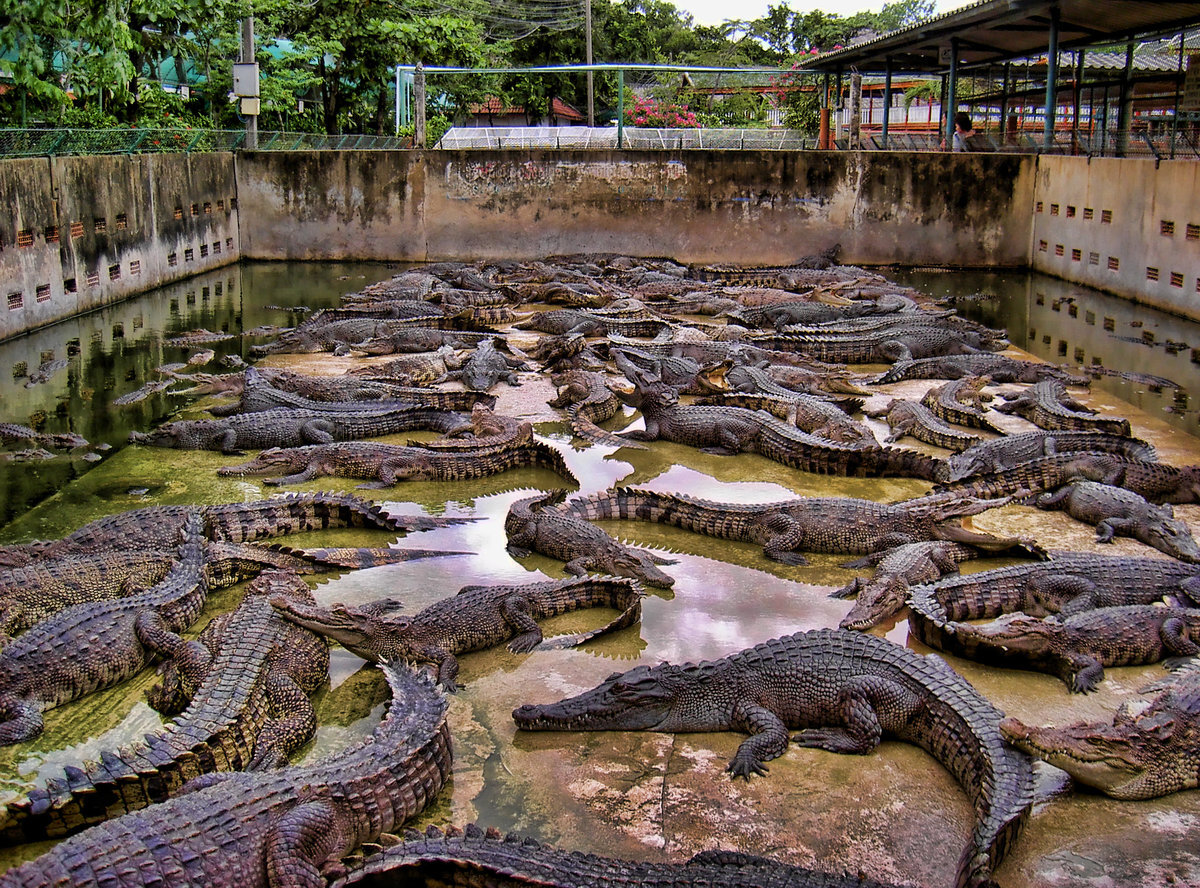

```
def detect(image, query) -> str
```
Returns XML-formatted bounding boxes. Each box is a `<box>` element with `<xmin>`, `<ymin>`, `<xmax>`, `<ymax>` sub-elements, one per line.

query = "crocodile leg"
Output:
<box><xmin>791</xmin><ymin>676</ymin><xmax>917</xmax><ymax>754</ymax></box>
<box><xmin>726</xmin><ymin>703</ymin><xmax>789</xmax><ymax>779</ymax></box>
<box><xmin>299</xmin><ymin>420</ymin><xmax>337</xmax><ymax>445</ymax></box>
<box><xmin>246</xmin><ymin>672</ymin><xmax>320</xmax><ymax>771</ymax></box>
<box><xmin>134</xmin><ymin>611</ymin><xmax>213</xmax><ymax>697</ymax></box>
<box><xmin>264</xmin><ymin>465</ymin><xmax>326</xmax><ymax>486</ymax></box>
<box><xmin>145</xmin><ymin>639</ymin><xmax>213</xmax><ymax>714</ymax></box>
<box><xmin>1029</xmin><ymin>575</ymin><xmax>1100</xmax><ymax>616</ymax></box>
<box><xmin>1065</xmin><ymin>655</ymin><xmax>1106</xmax><ymax>693</ymax></box>
<box><xmin>500</xmin><ymin>595</ymin><xmax>544</xmax><ymax>653</ymax></box>
<box><xmin>265</xmin><ymin>800</ymin><xmax>349</xmax><ymax>888</ymax></box>
<box><xmin>1159</xmin><ymin>617</ymin><xmax>1200</xmax><ymax>658</ymax></box>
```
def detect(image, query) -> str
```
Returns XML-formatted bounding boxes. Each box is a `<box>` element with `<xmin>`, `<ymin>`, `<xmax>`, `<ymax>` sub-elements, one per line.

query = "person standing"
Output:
<box><xmin>953</xmin><ymin>112</ymin><xmax>974</xmax><ymax>151</ymax></box>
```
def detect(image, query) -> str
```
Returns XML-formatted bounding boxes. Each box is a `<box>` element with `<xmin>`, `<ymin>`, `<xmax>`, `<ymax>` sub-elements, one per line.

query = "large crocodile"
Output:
<box><xmin>416</xmin><ymin>404</ymin><xmax>531</xmax><ymax>451</ymax></box>
<box><xmin>872</xmin><ymin>353</ymin><xmax>1091</xmax><ymax>386</ymax></box>
<box><xmin>695</xmin><ymin>391</ymin><xmax>877</xmax><ymax>447</ymax></box>
<box><xmin>0</xmin><ymin>661</ymin><xmax>452</xmax><ymax>888</ymax></box>
<box><xmin>1035</xmin><ymin>480</ymin><xmax>1200</xmax><ymax>562</ymax></box>
<box><xmin>548</xmin><ymin>368</ymin><xmax>646</xmax><ymax>450</ymax></box>
<box><xmin>505</xmin><ymin>490</ymin><xmax>676</xmax><ymax>589</ymax></box>
<box><xmin>614</xmin><ymin>370</ymin><xmax>940</xmax><ymax>479</ymax></box>
<box><xmin>0</xmin><ymin>493</ymin><xmax>465</xmax><ymax>568</ymax></box>
<box><xmin>999</xmin><ymin>661</ymin><xmax>1200</xmax><ymax>800</ymax></box>
<box><xmin>933</xmin><ymin>452</ymin><xmax>1128</xmax><ymax>500</ymax></box>
<box><xmin>0</xmin><ymin>569</ymin><xmax>329</xmax><ymax>844</ymax></box>
<box><xmin>905</xmin><ymin>552</ymin><xmax>1200</xmax><ymax>658</ymax></box>
<box><xmin>272</xmin><ymin>575</ymin><xmax>643</xmax><ymax>692</ymax></box>
<box><xmin>128</xmin><ymin>405</ymin><xmax>472</xmax><ymax>454</ymax></box>
<box><xmin>940</xmin><ymin>430</ymin><xmax>1158</xmax><ymax>483</ymax></box>
<box><xmin>869</xmin><ymin>398</ymin><xmax>983</xmax><ymax>452</ymax></box>
<box><xmin>834</xmin><ymin>541</ymin><xmax>992</xmax><ymax>631</ymax></box>
<box><xmin>512</xmin><ymin>628</ymin><xmax>1033</xmax><ymax>888</ymax></box>
<box><xmin>329</xmin><ymin>823</ymin><xmax>902</xmax><ymax>888</ymax></box>
<box><xmin>940</xmin><ymin>605</ymin><xmax>1200</xmax><ymax>693</ymax></box>
<box><xmin>995</xmin><ymin>379</ymin><xmax>1132</xmax><ymax>435</ymax></box>
<box><xmin>445</xmin><ymin>338</ymin><xmax>527</xmax><ymax>391</ymax></box>
<box><xmin>218</xmin><ymin>439</ymin><xmax>578</xmax><ymax>488</ymax></box>
<box><xmin>208</xmin><ymin>367</ymin><xmax>425</xmax><ymax>417</ymax></box>
<box><xmin>558</xmin><ymin>486</ymin><xmax>1016</xmax><ymax>565</ymax></box>
<box><xmin>0</xmin><ymin>513</ymin><xmax>209</xmax><ymax>744</ymax></box>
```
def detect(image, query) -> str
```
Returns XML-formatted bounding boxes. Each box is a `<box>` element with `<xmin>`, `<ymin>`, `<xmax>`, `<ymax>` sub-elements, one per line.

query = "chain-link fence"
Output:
<box><xmin>0</xmin><ymin>128</ymin><xmax>409</xmax><ymax>158</ymax></box>
<box><xmin>435</xmin><ymin>126</ymin><xmax>813</xmax><ymax>150</ymax></box>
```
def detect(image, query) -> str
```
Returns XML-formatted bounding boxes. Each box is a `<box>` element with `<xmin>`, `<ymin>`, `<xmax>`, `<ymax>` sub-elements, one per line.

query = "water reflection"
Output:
<box><xmin>0</xmin><ymin>262</ymin><xmax>398</xmax><ymax>530</ymax></box>
<box><xmin>888</xmin><ymin>269</ymin><xmax>1200</xmax><ymax>439</ymax></box>
<box><xmin>0</xmin><ymin>264</ymin><xmax>1198</xmax><ymax>886</ymax></box>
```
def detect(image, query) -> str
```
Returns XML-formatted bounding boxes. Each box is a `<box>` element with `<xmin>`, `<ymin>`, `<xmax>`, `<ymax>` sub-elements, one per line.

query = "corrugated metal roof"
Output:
<box><xmin>801</xmin><ymin>0</ymin><xmax>1200</xmax><ymax>73</ymax></box>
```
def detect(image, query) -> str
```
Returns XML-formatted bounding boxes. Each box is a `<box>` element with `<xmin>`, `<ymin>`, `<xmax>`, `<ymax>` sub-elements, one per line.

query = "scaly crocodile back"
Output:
<box><xmin>0</xmin><ymin>663</ymin><xmax>451</xmax><ymax>888</ymax></box>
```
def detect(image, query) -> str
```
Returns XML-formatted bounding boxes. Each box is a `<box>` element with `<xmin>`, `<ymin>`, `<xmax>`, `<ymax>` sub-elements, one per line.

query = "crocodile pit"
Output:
<box><xmin>0</xmin><ymin>258</ymin><xmax>1198</xmax><ymax>887</ymax></box>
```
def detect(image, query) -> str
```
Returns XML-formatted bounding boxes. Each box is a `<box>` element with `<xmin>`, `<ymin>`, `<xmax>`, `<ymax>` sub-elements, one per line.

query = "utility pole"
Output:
<box><xmin>585</xmin><ymin>0</ymin><xmax>594</xmax><ymax>126</ymax></box>
<box><xmin>241</xmin><ymin>16</ymin><xmax>257</xmax><ymax>149</ymax></box>
<box><xmin>414</xmin><ymin>62</ymin><xmax>426</xmax><ymax>148</ymax></box>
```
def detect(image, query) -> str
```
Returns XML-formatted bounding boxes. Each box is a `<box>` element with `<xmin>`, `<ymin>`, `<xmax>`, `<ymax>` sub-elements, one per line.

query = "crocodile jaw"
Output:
<box><xmin>270</xmin><ymin>598</ymin><xmax>392</xmax><ymax>661</ymax></box>
<box><xmin>1000</xmin><ymin>716</ymin><xmax>1167</xmax><ymax>799</ymax></box>
<box><xmin>513</xmin><ymin>665</ymin><xmax>681</xmax><ymax>732</ymax></box>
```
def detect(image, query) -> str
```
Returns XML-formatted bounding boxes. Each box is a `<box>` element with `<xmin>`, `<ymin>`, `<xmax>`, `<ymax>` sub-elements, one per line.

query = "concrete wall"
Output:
<box><xmin>1031</xmin><ymin>156</ymin><xmax>1200</xmax><ymax>320</ymax></box>
<box><xmin>236</xmin><ymin>149</ymin><xmax>1036</xmax><ymax>268</ymax></box>
<box><xmin>0</xmin><ymin>153</ymin><xmax>239</xmax><ymax>340</ymax></box>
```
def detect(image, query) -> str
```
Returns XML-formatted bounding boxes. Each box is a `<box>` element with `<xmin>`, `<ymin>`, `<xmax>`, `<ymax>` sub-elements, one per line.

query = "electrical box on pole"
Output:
<box><xmin>233</xmin><ymin>63</ymin><xmax>260</xmax><ymax>97</ymax></box>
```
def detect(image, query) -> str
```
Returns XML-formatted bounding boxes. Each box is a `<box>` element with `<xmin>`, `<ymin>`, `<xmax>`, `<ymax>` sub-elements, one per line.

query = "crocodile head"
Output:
<box><xmin>999</xmin><ymin>711</ymin><xmax>1192</xmax><ymax>800</ymax></box>
<box><xmin>695</xmin><ymin>359</ymin><xmax>733</xmax><ymax>393</ymax></box>
<box><xmin>952</xmin><ymin>611</ymin><xmax>1060</xmax><ymax>654</ymax></box>
<box><xmin>1139</xmin><ymin>508</ymin><xmax>1200</xmax><ymax>563</ymax></box>
<box><xmin>513</xmin><ymin>661</ymin><xmax>720</xmax><ymax>732</ymax></box>
<box><xmin>839</xmin><ymin>575</ymin><xmax>910</xmax><ymax>631</ymax></box>
<box><xmin>270</xmin><ymin>596</ymin><xmax>410</xmax><ymax>663</ymax></box>
<box><xmin>128</xmin><ymin>422</ymin><xmax>208</xmax><ymax>449</ymax></box>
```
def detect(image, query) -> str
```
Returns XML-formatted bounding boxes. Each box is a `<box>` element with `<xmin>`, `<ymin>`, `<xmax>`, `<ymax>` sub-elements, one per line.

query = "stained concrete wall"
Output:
<box><xmin>236</xmin><ymin>149</ymin><xmax>1036</xmax><ymax>268</ymax></box>
<box><xmin>1031</xmin><ymin>156</ymin><xmax>1200</xmax><ymax>321</ymax></box>
<box><xmin>0</xmin><ymin>153</ymin><xmax>239</xmax><ymax>341</ymax></box>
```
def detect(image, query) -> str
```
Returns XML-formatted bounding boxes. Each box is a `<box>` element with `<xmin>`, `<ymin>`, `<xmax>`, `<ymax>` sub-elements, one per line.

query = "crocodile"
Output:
<box><xmin>0</xmin><ymin>569</ymin><xmax>329</xmax><ymax>844</ymax></box>
<box><xmin>933</xmin><ymin>452</ymin><xmax>1129</xmax><ymax>500</ymax></box>
<box><xmin>941</xmin><ymin>605</ymin><xmax>1200</xmax><ymax>693</ymax></box>
<box><xmin>558</xmin><ymin>487</ymin><xmax>1016</xmax><ymax>566</ymax></box>
<box><xmin>612</xmin><ymin>347</ymin><xmax>730</xmax><ymax>396</ymax></box>
<box><xmin>1035</xmin><ymin>481</ymin><xmax>1200</xmax><ymax>562</ymax></box>
<box><xmin>349</xmin><ymin>346</ymin><xmax>464</xmax><ymax>385</ymax></box>
<box><xmin>548</xmin><ymin>369</ymin><xmax>646</xmax><ymax>450</ymax></box>
<box><xmin>614</xmin><ymin>368</ymin><xmax>941</xmax><ymax>479</ymax></box>
<box><xmin>0</xmin><ymin>661</ymin><xmax>452</xmax><ymax>888</ymax></box>
<box><xmin>872</xmin><ymin>353</ymin><xmax>1092</xmax><ymax>386</ymax></box>
<box><xmin>0</xmin><ymin>513</ymin><xmax>209</xmax><ymax>744</ymax></box>
<box><xmin>906</xmin><ymin>552</ymin><xmax>1200</xmax><ymax>658</ymax></box>
<box><xmin>272</xmin><ymin>575</ymin><xmax>643</xmax><ymax>692</ymax></box>
<box><xmin>446</xmin><ymin>338</ymin><xmax>527</xmax><ymax>391</ymax></box>
<box><xmin>920</xmin><ymin>376</ymin><xmax>1005</xmax><ymax>433</ymax></box>
<box><xmin>1068</xmin><ymin>456</ymin><xmax>1200</xmax><ymax>506</ymax></box>
<box><xmin>254</xmin><ymin>316</ymin><xmax>444</xmax><ymax>355</ymax></box>
<box><xmin>416</xmin><ymin>404</ymin><xmax>531</xmax><ymax>451</ymax></box>
<box><xmin>995</xmin><ymin>379</ymin><xmax>1132</xmax><ymax>436</ymax></box>
<box><xmin>512</xmin><ymin>628</ymin><xmax>1033</xmax><ymax>888</ymax></box>
<box><xmin>746</xmin><ymin>321</ymin><xmax>1004</xmax><ymax>364</ymax></box>
<box><xmin>505</xmin><ymin>490</ymin><xmax>676</xmax><ymax>589</ymax></box>
<box><xmin>23</xmin><ymin>358</ymin><xmax>69</xmax><ymax>387</ymax></box>
<box><xmin>723</xmin><ymin>296</ymin><xmax>898</xmax><ymax>330</ymax></box>
<box><xmin>164</xmin><ymin>328</ymin><xmax>235</xmax><ymax>347</ymax></box>
<box><xmin>218</xmin><ymin>439</ymin><xmax>578</xmax><ymax>488</ymax></box>
<box><xmin>0</xmin><ymin>492</ymin><xmax>465</xmax><ymax>568</ymax></box>
<box><xmin>208</xmin><ymin>367</ymin><xmax>428</xmax><ymax>417</ymax></box>
<box><xmin>128</xmin><ymin>405</ymin><xmax>473</xmax><ymax>454</ymax></box>
<box><xmin>940</xmin><ymin>430</ymin><xmax>1158</xmax><ymax>483</ymax></box>
<box><xmin>347</xmin><ymin>327</ymin><xmax>491</xmax><ymax>357</ymax></box>
<box><xmin>999</xmin><ymin>661</ymin><xmax>1200</xmax><ymax>800</ymax></box>
<box><xmin>329</xmin><ymin>823</ymin><xmax>902</xmax><ymax>888</ymax></box>
<box><xmin>0</xmin><ymin>423</ymin><xmax>92</xmax><ymax>452</ymax></box>
<box><xmin>834</xmin><ymin>541</ymin><xmax>990</xmax><ymax>631</ymax></box>
<box><xmin>260</xmin><ymin>369</ymin><xmax>457</xmax><ymax>403</ymax></box>
<box><xmin>514</xmin><ymin>308</ymin><xmax>670</xmax><ymax>338</ymax></box>
<box><xmin>869</xmin><ymin>398</ymin><xmax>983</xmax><ymax>452</ymax></box>
<box><xmin>696</xmin><ymin>392</ymin><xmax>877</xmax><ymax>447</ymax></box>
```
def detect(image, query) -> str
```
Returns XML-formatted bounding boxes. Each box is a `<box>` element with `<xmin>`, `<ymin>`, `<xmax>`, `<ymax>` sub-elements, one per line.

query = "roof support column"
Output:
<box><xmin>1172</xmin><ymin>29</ymin><xmax>1185</xmax><ymax>159</ymax></box>
<box><xmin>946</xmin><ymin>36</ymin><xmax>959</xmax><ymax>150</ymax></box>
<box><xmin>881</xmin><ymin>57</ymin><xmax>893</xmax><ymax>149</ymax></box>
<box><xmin>999</xmin><ymin>62</ymin><xmax>1011</xmax><ymax>144</ymax></box>
<box><xmin>1043</xmin><ymin>5</ymin><xmax>1060</xmax><ymax>151</ymax></box>
<box><xmin>1072</xmin><ymin>49</ymin><xmax>1085</xmax><ymax>154</ymax></box>
<box><xmin>1116</xmin><ymin>41</ymin><xmax>1133</xmax><ymax>157</ymax></box>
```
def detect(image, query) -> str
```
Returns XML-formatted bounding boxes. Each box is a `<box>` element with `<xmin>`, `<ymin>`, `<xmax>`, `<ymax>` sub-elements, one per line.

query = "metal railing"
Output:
<box><xmin>434</xmin><ymin>126</ymin><xmax>813</xmax><ymax>150</ymax></box>
<box><xmin>0</xmin><ymin>128</ymin><xmax>410</xmax><ymax>158</ymax></box>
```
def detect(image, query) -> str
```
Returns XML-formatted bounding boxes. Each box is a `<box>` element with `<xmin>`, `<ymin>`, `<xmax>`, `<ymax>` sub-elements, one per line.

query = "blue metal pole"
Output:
<box><xmin>617</xmin><ymin>69</ymin><xmax>625</xmax><ymax>149</ymax></box>
<box><xmin>946</xmin><ymin>37</ymin><xmax>958</xmax><ymax>150</ymax></box>
<box><xmin>881</xmin><ymin>57</ymin><xmax>893</xmax><ymax>149</ymax></box>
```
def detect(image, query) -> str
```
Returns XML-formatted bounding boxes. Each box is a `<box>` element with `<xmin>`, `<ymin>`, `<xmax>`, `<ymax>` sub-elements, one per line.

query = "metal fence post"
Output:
<box><xmin>617</xmin><ymin>69</ymin><xmax>625</xmax><ymax>149</ymax></box>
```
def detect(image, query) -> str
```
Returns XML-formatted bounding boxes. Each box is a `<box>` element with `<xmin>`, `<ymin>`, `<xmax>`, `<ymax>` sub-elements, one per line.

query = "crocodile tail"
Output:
<box><xmin>871</xmin><ymin>447</ymin><xmax>946</xmax><ymax>481</ymax></box>
<box><xmin>280</xmin><ymin>545</ymin><xmax>473</xmax><ymax>568</ymax></box>
<box><xmin>528</xmin><ymin>442</ymin><xmax>581</xmax><ymax>487</ymax></box>
<box><xmin>567</xmin><ymin>404</ymin><xmax>648</xmax><ymax>451</ymax></box>
<box><xmin>541</xmin><ymin>576</ymin><xmax>645</xmax><ymax>648</ymax></box>
<box><xmin>206</xmin><ymin>492</ymin><xmax>460</xmax><ymax>541</ymax></box>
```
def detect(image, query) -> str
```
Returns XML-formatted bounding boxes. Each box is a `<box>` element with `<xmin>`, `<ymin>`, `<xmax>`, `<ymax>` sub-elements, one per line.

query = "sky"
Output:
<box><xmin>670</xmin><ymin>0</ymin><xmax>977</xmax><ymax>30</ymax></box>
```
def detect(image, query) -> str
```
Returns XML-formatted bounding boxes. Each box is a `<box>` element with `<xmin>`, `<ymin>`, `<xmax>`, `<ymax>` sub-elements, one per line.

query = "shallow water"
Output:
<box><xmin>0</xmin><ymin>263</ymin><xmax>1198</xmax><ymax>886</ymax></box>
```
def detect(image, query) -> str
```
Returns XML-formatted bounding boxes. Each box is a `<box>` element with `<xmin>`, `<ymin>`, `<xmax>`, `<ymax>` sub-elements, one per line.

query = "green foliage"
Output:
<box><xmin>398</xmin><ymin>112</ymin><xmax>452</xmax><ymax>147</ymax></box>
<box><xmin>903</xmin><ymin>80</ymin><xmax>940</xmax><ymax>110</ymax></box>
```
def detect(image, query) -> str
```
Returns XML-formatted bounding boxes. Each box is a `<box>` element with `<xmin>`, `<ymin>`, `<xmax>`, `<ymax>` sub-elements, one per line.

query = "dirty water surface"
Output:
<box><xmin>0</xmin><ymin>263</ymin><xmax>1198</xmax><ymax>887</ymax></box>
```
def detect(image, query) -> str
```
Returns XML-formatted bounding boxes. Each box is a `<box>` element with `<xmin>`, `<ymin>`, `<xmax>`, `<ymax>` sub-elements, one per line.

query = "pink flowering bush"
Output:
<box><xmin>623</xmin><ymin>97</ymin><xmax>700</xmax><ymax>128</ymax></box>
